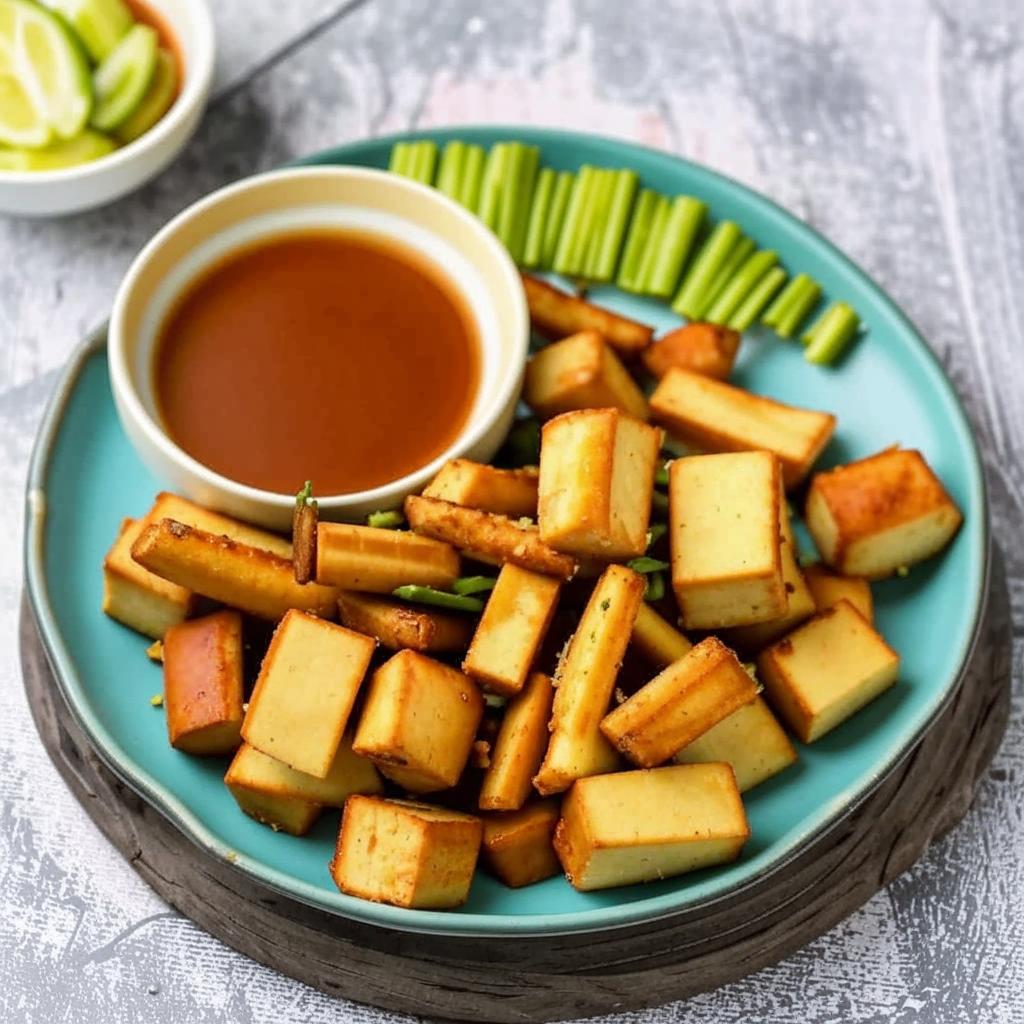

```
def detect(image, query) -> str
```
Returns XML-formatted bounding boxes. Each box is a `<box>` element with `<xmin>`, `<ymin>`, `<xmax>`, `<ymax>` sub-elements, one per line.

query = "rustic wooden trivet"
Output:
<box><xmin>20</xmin><ymin>546</ymin><xmax>1011</xmax><ymax>1023</ymax></box>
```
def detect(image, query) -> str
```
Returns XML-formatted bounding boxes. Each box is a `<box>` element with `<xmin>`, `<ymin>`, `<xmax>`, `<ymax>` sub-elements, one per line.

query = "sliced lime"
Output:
<box><xmin>116</xmin><ymin>46</ymin><xmax>175</xmax><ymax>142</ymax></box>
<box><xmin>52</xmin><ymin>0</ymin><xmax>134</xmax><ymax>64</ymax></box>
<box><xmin>0</xmin><ymin>126</ymin><xmax>114</xmax><ymax>169</ymax></box>
<box><xmin>0</xmin><ymin>0</ymin><xmax>92</xmax><ymax>147</ymax></box>
<box><xmin>90</xmin><ymin>22</ymin><xmax>155</xmax><ymax>132</ymax></box>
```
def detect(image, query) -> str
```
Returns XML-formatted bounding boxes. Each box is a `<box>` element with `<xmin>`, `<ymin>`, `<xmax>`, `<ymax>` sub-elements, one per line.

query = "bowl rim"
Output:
<box><xmin>0</xmin><ymin>0</ymin><xmax>215</xmax><ymax>185</ymax></box>
<box><xmin>106</xmin><ymin>163</ymin><xmax>529</xmax><ymax>516</ymax></box>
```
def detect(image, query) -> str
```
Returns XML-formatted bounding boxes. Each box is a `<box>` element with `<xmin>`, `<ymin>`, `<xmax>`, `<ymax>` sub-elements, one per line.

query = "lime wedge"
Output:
<box><xmin>89</xmin><ymin>21</ymin><xmax>155</xmax><ymax>131</ymax></box>
<box><xmin>51</xmin><ymin>0</ymin><xmax>134</xmax><ymax>64</ymax></box>
<box><xmin>0</xmin><ymin>0</ymin><xmax>92</xmax><ymax>147</ymax></box>
<box><xmin>116</xmin><ymin>46</ymin><xmax>175</xmax><ymax>142</ymax></box>
<box><xmin>0</xmin><ymin>125</ymin><xmax>113</xmax><ymax>169</ymax></box>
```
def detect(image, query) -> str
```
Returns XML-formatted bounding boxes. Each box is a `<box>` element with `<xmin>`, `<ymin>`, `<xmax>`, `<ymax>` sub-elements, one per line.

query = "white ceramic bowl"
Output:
<box><xmin>0</xmin><ymin>0</ymin><xmax>215</xmax><ymax>217</ymax></box>
<box><xmin>109</xmin><ymin>165</ymin><xmax>530</xmax><ymax>530</ymax></box>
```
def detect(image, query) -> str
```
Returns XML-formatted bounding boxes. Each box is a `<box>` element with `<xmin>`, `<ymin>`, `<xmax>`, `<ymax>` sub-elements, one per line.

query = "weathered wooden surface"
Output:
<box><xmin>2</xmin><ymin>1</ymin><xmax>1023</xmax><ymax>1021</ymax></box>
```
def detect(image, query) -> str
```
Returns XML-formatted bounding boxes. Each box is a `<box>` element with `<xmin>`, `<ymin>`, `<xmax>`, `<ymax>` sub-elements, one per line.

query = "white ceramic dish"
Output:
<box><xmin>0</xmin><ymin>0</ymin><xmax>215</xmax><ymax>217</ymax></box>
<box><xmin>108</xmin><ymin>165</ymin><xmax>530</xmax><ymax>529</ymax></box>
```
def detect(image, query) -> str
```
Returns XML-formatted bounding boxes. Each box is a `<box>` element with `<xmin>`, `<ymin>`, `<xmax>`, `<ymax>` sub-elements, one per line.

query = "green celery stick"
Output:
<box><xmin>388</xmin><ymin>142</ymin><xmax>411</xmax><ymax>175</ymax></box>
<box><xmin>436</xmin><ymin>140</ymin><xmax>466</xmax><ymax>197</ymax></box>
<box><xmin>774</xmin><ymin>278</ymin><xmax>822</xmax><ymax>338</ymax></box>
<box><xmin>762</xmin><ymin>272</ymin><xmax>813</xmax><ymax>327</ymax></box>
<box><xmin>412</xmin><ymin>141</ymin><xmax>438</xmax><ymax>184</ymax></box>
<box><xmin>509</xmin><ymin>144</ymin><xmax>540</xmax><ymax>263</ymax></box>
<box><xmin>553</xmin><ymin>166</ymin><xmax>596</xmax><ymax>275</ymax></box>
<box><xmin>804</xmin><ymin>302</ymin><xmax>860</xmax><ymax>364</ymax></box>
<box><xmin>580</xmin><ymin>168</ymin><xmax>616</xmax><ymax>278</ymax></box>
<box><xmin>497</xmin><ymin>142</ymin><xmax>526</xmax><ymax>251</ymax></box>
<box><xmin>541</xmin><ymin>171</ymin><xmax>575</xmax><ymax>269</ymax></box>
<box><xmin>458</xmin><ymin>144</ymin><xmax>486</xmax><ymax>210</ymax></box>
<box><xmin>706</xmin><ymin>250</ymin><xmax>779</xmax><ymax>324</ymax></box>
<box><xmin>522</xmin><ymin>167</ymin><xmax>555</xmax><ymax>268</ymax></box>
<box><xmin>452</xmin><ymin>575</ymin><xmax>498</xmax><ymax>596</ymax></box>
<box><xmin>728</xmin><ymin>267</ymin><xmax>787</xmax><ymax>331</ymax></box>
<box><xmin>477</xmin><ymin>143</ymin><xmax>508</xmax><ymax>231</ymax></box>
<box><xmin>634</xmin><ymin>194</ymin><xmax>671</xmax><ymax>294</ymax></box>
<box><xmin>693</xmin><ymin>236</ymin><xmax>754</xmax><ymax>318</ymax></box>
<box><xmin>593</xmin><ymin>169</ymin><xmax>639</xmax><ymax>282</ymax></box>
<box><xmin>647</xmin><ymin>195</ymin><xmax>707</xmax><ymax>298</ymax></box>
<box><xmin>616</xmin><ymin>188</ymin><xmax>660</xmax><ymax>292</ymax></box>
<box><xmin>672</xmin><ymin>221</ymin><xmax>742</xmax><ymax>318</ymax></box>
<box><xmin>393</xmin><ymin>585</ymin><xmax>484</xmax><ymax>614</ymax></box>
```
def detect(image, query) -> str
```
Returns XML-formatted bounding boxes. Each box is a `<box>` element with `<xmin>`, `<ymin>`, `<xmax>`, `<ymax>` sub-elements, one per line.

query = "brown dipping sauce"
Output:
<box><xmin>153</xmin><ymin>231</ymin><xmax>481</xmax><ymax>495</ymax></box>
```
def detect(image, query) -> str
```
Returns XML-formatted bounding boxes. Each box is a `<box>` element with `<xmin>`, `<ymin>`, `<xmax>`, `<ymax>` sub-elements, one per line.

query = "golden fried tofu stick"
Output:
<box><xmin>337</xmin><ymin>592</ymin><xmax>473</xmax><ymax>652</ymax></box>
<box><xmin>423</xmin><ymin>460</ymin><xmax>539</xmax><ymax>518</ymax></box>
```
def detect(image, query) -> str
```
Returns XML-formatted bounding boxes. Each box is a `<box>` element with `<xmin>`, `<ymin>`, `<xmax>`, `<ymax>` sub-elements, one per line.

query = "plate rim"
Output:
<box><xmin>23</xmin><ymin>126</ymin><xmax>990</xmax><ymax>938</ymax></box>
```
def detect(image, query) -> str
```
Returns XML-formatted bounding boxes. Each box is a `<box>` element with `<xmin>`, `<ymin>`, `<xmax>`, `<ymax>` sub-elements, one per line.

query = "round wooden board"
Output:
<box><xmin>20</xmin><ymin>546</ymin><xmax>1011</xmax><ymax>1023</ymax></box>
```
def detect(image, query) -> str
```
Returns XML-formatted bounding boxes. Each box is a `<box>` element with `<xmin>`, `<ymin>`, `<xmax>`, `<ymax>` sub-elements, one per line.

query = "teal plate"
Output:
<box><xmin>24</xmin><ymin>128</ymin><xmax>987</xmax><ymax>937</ymax></box>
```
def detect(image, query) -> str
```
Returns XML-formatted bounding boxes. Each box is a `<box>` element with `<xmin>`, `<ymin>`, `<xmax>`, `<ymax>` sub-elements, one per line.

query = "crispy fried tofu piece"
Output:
<box><xmin>242</xmin><ymin>609</ymin><xmax>375</xmax><ymax>778</ymax></box>
<box><xmin>554</xmin><ymin>763</ymin><xmax>749</xmax><ymax>891</ymax></box>
<box><xmin>523</xmin><ymin>330</ymin><xmax>649</xmax><ymax>421</ymax></box>
<box><xmin>805</xmin><ymin>448</ymin><xmax>963</xmax><ymax>580</ymax></box>
<box><xmin>103</xmin><ymin>517</ymin><xmax>196</xmax><ymax>639</ymax></box>
<box><xmin>352</xmin><ymin>650</ymin><xmax>484</xmax><ymax>793</ymax></box>
<box><xmin>315</xmin><ymin>523</ymin><xmax>460</xmax><ymax>593</ymax></box>
<box><xmin>538</xmin><ymin>408</ymin><xmax>661</xmax><ymax>560</ymax></box>
<box><xmin>804</xmin><ymin>564</ymin><xmax>874</xmax><ymax>622</ymax></box>
<box><xmin>669</xmin><ymin>451</ymin><xmax>786</xmax><ymax>629</ymax></box>
<box><xmin>481</xmin><ymin>800</ymin><xmax>561</xmax><ymax>888</ymax></box>
<box><xmin>227</xmin><ymin>787</ymin><xmax>322</xmax><ymax>836</ymax></box>
<box><xmin>674</xmin><ymin>696</ymin><xmax>797</xmax><ymax>792</ymax></box>
<box><xmin>533</xmin><ymin>566</ymin><xmax>645</xmax><ymax>795</ymax></box>
<box><xmin>521</xmin><ymin>272</ymin><xmax>653</xmax><ymax>356</ymax></box>
<box><xmin>405</xmin><ymin>496</ymin><xmax>578</xmax><ymax>580</ymax></box>
<box><xmin>423</xmin><ymin>460</ymin><xmax>539</xmax><ymax>518</ymax></box>
<box><xmin>650</xmin><ymin>368</ymin><xmax>836</xmax><ymax>488</ymax></box>
<box><xmin>601</xmin><ymin>637</ymin><xmax>758</xmax><ymax>767</ymax></box>
<box><xmin>758</xmin><ymin>600</ymin><xmax>900</xmax><ymax>742</ymax></box>
<box><xmin>463</xmin><ymin>566</ymin><xmax>561</xmax><ymax>696</ymax></box>
<box><xmin>331</xmin><ymin>796</ymin><xmax>482</xmax><ymax>909</ymax></box>
<box><xmin>337</xmin><ymin>592</ymin><xmax>472</xmax><ymax>653</ymax></box>
<box><xmin>642</xmin><ymin>323</ymin><xmax>740</xmax><ymax>382</ymax></box>
<box><xmin>163</xmin><ymin>609</ymin><xmax>244</xmax><ymax>755</ymax></box>
<box><xmin>479</xmin><ymin>672</ymin><xmax>554</xmax><ymax>811</ymax></box>
<box><xmin>630</xmin><ymin>603</ymin><xmax>693</xmax><ymax>668</ymax></box>
<box><xmin>131</xmin><ymin>519</ymin><xmax>339</xmax><ymax>621</ymax></box>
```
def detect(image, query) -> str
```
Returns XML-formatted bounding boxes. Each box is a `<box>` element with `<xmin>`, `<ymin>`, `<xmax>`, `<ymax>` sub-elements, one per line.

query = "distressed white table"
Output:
<box><xmin>2</xmin><ymin>2</ymin><xmax>1022</xmax><ymax>1021</ymax></box>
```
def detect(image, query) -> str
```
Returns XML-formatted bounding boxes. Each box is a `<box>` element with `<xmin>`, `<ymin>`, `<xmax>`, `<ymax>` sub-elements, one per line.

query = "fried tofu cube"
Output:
<box><xmin>132</xmin><ymin>519</ymin><xmax>339</xmax><ymax>621</ymax></box>
<box><xmin>553</xmin><ymin>763</ymin><xmax>749</xmax><ymax>891</ymax></box>
<box><xmin>521</xmin><ymin>272</ymin><xmax>653</xmax><ymax>356</ymax></box>
<box><xmin>226</xmin><ymin>787</ymin><xmax>322</xmax><ymax>836</ymax></box>
<box><xmin>601</xmin><ymin>637</ymin><xmax>758</xmax><ymax>767</ymax></box>
<box><xmin>315</xmin><ymin>523</ymin><xmax>460</xmax><ymax>593</ymax></box>
<box><xmin>630</xmin><ymin>602</ymin><xmax>693</xmax><ymax>668</ymax></box>
<box><xmin>330</xmin><ymin>796</ymin><xmax>482</xmax><ymax>909</ymax></box>
<box><xmin>538</xmin><ymin>409</ymin><xmax>661</xmax><ymax>560</ymax></box>
<box><xmin>524</xmin><ymin>330</ymin><xmax>649</xmax><ymax>421</ymax></box>
<box><xmin>650</xmin><ymin>368</ymin><xmax>836</xmax><ymax>488</ymax></box>
<box><xmin>479</xmin><ymin>672</ymin><xmax>554</xmax><ymax>811</ymax></box>
<box><xmin>758</xmin><ymin>600</ymin><xmax>900</xmax><ymax>742</ymax></box>
<box><xmin>242</xmin><ymin>610</ymin><xmax>375</xmax><ymax>778</ymax></box>
<box><xmin>534</xmin><ymin>566</ymin><xmax>645</xmax><ymax>795</ymax></box>
<box><xmin>352</xmin><ymin>650</ymin><xmax>484</xmax><ymax>793</ymax></box>
<box><xmin>103</xmin><ymin>517</ymin><xmax>196</xmax><ymax>639</ymax></box>
<box><xmin>163</xmin><ymin>609</ymin><xmax>244</xmax><ymax>755</ymax></box>
<box><xmin>463</xmin><ymin>566</ymin><xmax>561</xmax><ymax>696</ymax></box>
<box><xmin>423</xmin><ymin>460</ymin><xmax>539</xmax><ymax>518</ymax></box>
<box><xmin>642</xmin><ymin>323</ymin><xmax>740</xmax><ymax>382</ymax></box>
<box><xmin>670</xmin><ymin>451</ymin><xmax>786</xmax><ymax>629</ymax></box>
<box><xmin>337</xmin><ymin>592</ymin><xmax>472</xmax><ymax>653</ymax></box>
<box><xmin>481</xmin><ymin>800</ymin><xmax>561</xmax><ymax>888</ymax></box>
<box><xmin>805</xmin><ymin>448</ymin><xmax>963</xmax><ymax>580</ymax></box>
<box><xmin>405</xmin><ymin>496</ymin><xmax>578</xmax><ymax>580</ymax></box>
<box><xmin>804</xmin><ymin>564</ymin><xmax>874</xmax><ymax>622</ymax></box>
<box><xmin>675</xmin><ymin>696</ymin><xmax>797</xmax><ymax>792</ymax></box>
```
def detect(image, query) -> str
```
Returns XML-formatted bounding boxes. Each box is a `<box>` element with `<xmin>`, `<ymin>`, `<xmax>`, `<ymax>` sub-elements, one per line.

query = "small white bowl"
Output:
<box><xmin>109</xmin><ymin>165</ymin><xmax>529</xmax><ymax>530</ymax></box>
<box><xmin>0</xmin><ymin>0</ymin><xmax>214</xmax><ymax>217</ymax></box>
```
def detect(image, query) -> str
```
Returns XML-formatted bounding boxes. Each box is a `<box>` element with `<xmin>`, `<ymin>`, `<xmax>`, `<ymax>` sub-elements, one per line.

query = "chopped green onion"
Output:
<box><xmin>367</xmin><ymin>510</ymin><xmax>405</xmax><ymax>529</ymax></box>
<box><xmin>452</xmin><ymin>575</ymin><xmax>498</xmax><ymax>596</ymax></box>
<box><xmin>633</xmin><ymin>194</ymin><xmax>671</xmax><ymax>294</ymax></box>
<box><xmin>647</xmin><ymin>196</ymin><xmax>706</xmax><ymax>298</ymax></box>
<box><xmin>150</xmin><ymin>693</ymin><xmax>164</xmax><ymax>707</ymax></box>
<box><xmin>672</xmin><ymin>221</ymin><xmax>742</xmax><ymax>318</ymax></box>
<box><xmin>498</xmin><ymin>417</ymin><xmax>541</xmax><ymax>467</ymax></box>
<box><xmin>646</xmin><ymin>522</ymin><xmax>668</xmax><ymax>547</ymax></box>
<box><xmin>654</xmin><ymin>461</ymin><xmax>672</xmax><ymax>487</ymax></box>
<box><xmin>541</xmin><ymin>171</ymin><xmax>575</xmax><ymax>269</ymax></box>
<box><xmin>593</xmin><ymin>170</ymin><xmax>639</xmax><ymax>282</ymax></box>
<box><xmin>728</xmin><ymin>267</ymin><xmax>787</xmax><ymax>331</ymax></box>
<box><xmin>762</xmin><ymin>273</ymin><xmax>814</xmax><ymax>328</ymax></box>
<box><xmin>392</xmin><ymin>585</ymin><xmax>484</xmax><ymax>613</ymax></box>
<box><xmin>803</xmin><ymin>301</ymin><xmax>860</xmax><ymax>365</ymax></box>
<box><xmin>458</xmin><ymin>144</ymin><xmax>486</xmax><ymax>210</ymax></box>
<box><xmin>522</xmin><ymin>167</ymin><xmax>555</xmax><ymax>268</ymax></box>
<box><xmin>295</xmin><ymin>480</ymin><xmax>315</xmax><ymax>509</ymax></box>
<box><xmin>627</xmin><ymin>556</ymin><xmax>670</xmax><ymax>574</ymax></box>
<box><xmin>616</xmin><ymin>188</ymin><xmax>660</xmax><ymax>292</ymax></box>
<box><xmin>695</xmin><ymin>236</ymin><xmax>755</xmax><ymax>318</ymax></box>
<box><xmin>644</xmin><ymin>572</ymin><xmax>666</xmax><ymax>602</ymax></box>
<box><xmin>553</xmin><ymin>165</ymin><xmax>596</xmax><ymax>275</ymax></box>
<box><xmin>774</xmin><ymin>278</ymin><xmax>822</xmax><ymax>338</ymax></box>
<box><xmin>477</xmin><ymin>143</ymin><xmax>508</xmax><ymax>230</ymax></box>
<box><xmin>436</xmin><ymin>140</ymin><xmax>465</xmax><ymax>198</ymax></box>
<box><xmin>705</xmin><ymin>250</ymin><xmax>779</xmax><ymax>325</ymax></box>
<box><xmin>651</xmin><ymin>489</ymin><xmax>670</xmax><ymax>514</ymax></box>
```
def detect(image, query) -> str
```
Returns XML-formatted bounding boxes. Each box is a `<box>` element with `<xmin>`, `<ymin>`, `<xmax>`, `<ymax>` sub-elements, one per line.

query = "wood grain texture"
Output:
<box><xmin>2</xmin><ymin>1</ymin><xmax>1023</xmax><ymax>1022</ymax></box>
